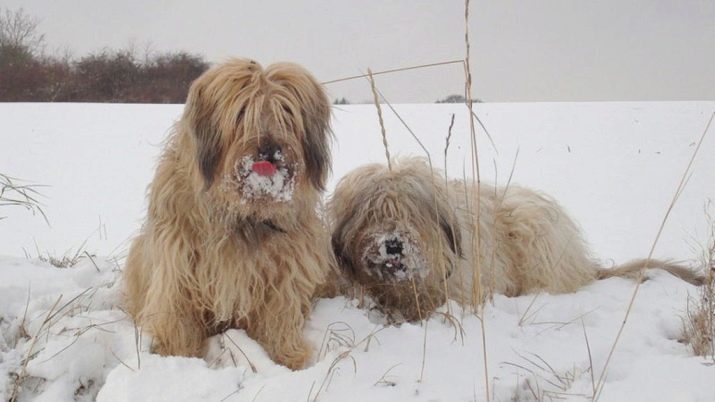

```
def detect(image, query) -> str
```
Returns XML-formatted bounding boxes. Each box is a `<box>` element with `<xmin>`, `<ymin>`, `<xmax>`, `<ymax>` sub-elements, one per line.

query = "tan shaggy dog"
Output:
<box><xmin>123</xmin><ymin>58</ymin><xmax>333</xmax><ymax>369</ymax></box>
<box><xmin>329</xmin><ymin>157</ymin><xmax>702</xmax><ymax>321</ymax></box>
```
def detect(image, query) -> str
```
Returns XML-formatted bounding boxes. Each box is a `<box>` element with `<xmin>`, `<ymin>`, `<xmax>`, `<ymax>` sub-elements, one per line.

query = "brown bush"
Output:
<box><xmin>0</xmin><ymin>7</ymin><xmax>209</xmax><ymax>103</ymax></box>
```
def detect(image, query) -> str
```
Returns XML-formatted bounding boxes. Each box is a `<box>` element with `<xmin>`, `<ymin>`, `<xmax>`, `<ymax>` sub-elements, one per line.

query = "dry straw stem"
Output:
<box><xmin>594</xmin><ymin>110</ymin><xmax>715</xmax><ymax>401</ymax></box>
<box><xmin>443</xmin><ymin>113</ymin><xmax>456</xmax><ymax>180</ymax></box>
<box><xmin>367</xmin><ymin>68</ymin><xmax>392</xmax><ymax>171</ymax></box>
<box><xmin>321</xmin><ymin>59</ymin><xmax>464</xmax><ymax>85</ymax></box>
<box><xmin>463</xmin><ymin>1</ymin><xmax>489</xmax><ymax>401</ymax></box>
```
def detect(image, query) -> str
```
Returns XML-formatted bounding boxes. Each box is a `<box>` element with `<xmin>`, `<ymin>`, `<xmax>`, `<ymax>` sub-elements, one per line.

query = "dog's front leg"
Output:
<box><xmin>140</xmin><ymin>276</ymin><xmax>208</xmax><ymax>357</ymax></box>
<box><xmin>246</xmin><ymin>286</ymin><xmax>313</xmax><ymax>370</ymax></box>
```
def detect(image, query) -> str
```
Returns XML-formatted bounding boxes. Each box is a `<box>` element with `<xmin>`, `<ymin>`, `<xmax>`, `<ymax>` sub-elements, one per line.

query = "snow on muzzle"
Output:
<box><xmin>362</xmin><ymin>231</ymin><xmax>428</xmax><ymax>282</ymax></box>
<box><xmin>229</xmin><ymin>148</ymin><xmax>296</xmax><ymax>203</ymax></box>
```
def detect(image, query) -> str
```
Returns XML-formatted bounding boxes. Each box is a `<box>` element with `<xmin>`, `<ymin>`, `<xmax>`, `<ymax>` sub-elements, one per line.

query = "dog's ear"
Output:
<box><xmin>331</xmin><ymin>233</ymin><xmax>355</xmax><ymax>276</ymax></box>
<box><xmin>439</xmin><ymin>214</ymin><xmax>463</xmax><ymax>258</ymax></box>
<box><xmin>185</xmin><ymin>77</ymin><xmax>223</xmax><ymax>188</ymax></box>
<box><xmin>268</xmin><ymin>63</ymin><xmax>332</xmax><ymax>191</ymax></box>
<box><xmin>330</xmin><ymin>210</ymin><xmax>357</xmax><ymax>277</ymax></box>
<box><xmin>301</xmin><ymin>91</ymin><xmax>332</xmax><ymax>191</ymax></box>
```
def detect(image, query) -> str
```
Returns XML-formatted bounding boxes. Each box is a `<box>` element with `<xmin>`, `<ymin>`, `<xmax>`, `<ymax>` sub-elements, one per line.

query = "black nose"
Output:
<box><xmin>258</xmin><ymin>142</ymin><xmax>282</xmax><ymax>163</ymax></box>
<box><xmin>384</xmin><ymin>239</ymin><xmax>403</xmax><ymax>255</ymax></box>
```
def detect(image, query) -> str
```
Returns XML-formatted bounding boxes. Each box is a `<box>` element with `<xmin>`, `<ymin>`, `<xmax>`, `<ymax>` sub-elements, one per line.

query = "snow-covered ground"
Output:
<box><xmin>1</xmin><ymin>102</ymin><xmax>714</xmax><ymax>401</ymax></box>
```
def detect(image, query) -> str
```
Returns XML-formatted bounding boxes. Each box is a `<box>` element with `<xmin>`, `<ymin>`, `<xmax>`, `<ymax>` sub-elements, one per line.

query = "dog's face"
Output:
<box><xmin>183</xmin><ymin>59</ymin><xmax>331</xmax><ymax>223</ymax></box>
<box><xmin>329</xmin><ymin>158</ymin><xmax>462</xmax><ymax>320</ymax></box>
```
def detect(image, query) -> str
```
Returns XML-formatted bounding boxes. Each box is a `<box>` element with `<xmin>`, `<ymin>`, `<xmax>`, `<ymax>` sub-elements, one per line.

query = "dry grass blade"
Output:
<box><xmin>224</xmin><ymin>332</ymin><xmax>258</xmax><ymax>373</ymax></box>
<box><xmin>110</xmin><ymin>349</ymin><xmax>135</xmax><ymax>372</ymax></box>
<box><xmin>318</xmin><ymin>321</ymin><xmax>357</xmax><ymax>359</ymax></box>
<box><xmin>374</xmin><ymin>363</ymin><xmax>401</xmax><ymax>387</ymax></box>
<box><xmin>367</xmin><ymin>68</ymin><xmax>391</xmax><ymax>171</ymax></box>
<box><xmin>309</xmin><ymin>350</ymin><xmax>356</xmax><ymax>402</ymax></box>
<box><xmin>444</xmin><ymin>113</ymin><xmax>456</xmax><ymax>179</ymax></box>
<box><xmin>134</xmin><ymin>323</ymin><xmax>142</xmax><ymax>370</ymax></box>
<box><xmin>434</xmin><ymin>310</ymin><xmax>466</xmax><ymax>344</ymax></box>
<box><xmin>517</xmin><ymin>294</ymin><xmax>541</xmax><ymax>327</ymax></box>
<box><xmin>594</xmin><ymin>110</ymin><xmax>715</xmax><ymax>401</ymax></box>
<box><xmin>321</xmin><ymin>59</ymin><xmax>464</xmax><ymax>85</ymax></box>
<box><xmin>372</xmin><ymin>86</ymin><xmax>431</xmax><ymax>158</ymax></box>
<box><xmin>471</xmin><ymin>111</ymin><xmax>498</xmax><ymax>155</ymax></box>
<box><xmin>0</xmin><ymin>173</ymin><xmax>50</xmax><ymax>225</ymax></box>
<box><xmin>581</xmin><ymin>320</ymin><xmax>596</xmax><ymax>399</ymax></box>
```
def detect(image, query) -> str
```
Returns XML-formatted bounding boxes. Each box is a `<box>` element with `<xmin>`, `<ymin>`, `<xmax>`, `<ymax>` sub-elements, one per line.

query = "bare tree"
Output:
<box><xmin>0</xmin><ymin>7</ymin><xmax>45</xmax><ymax>54</ymax></box>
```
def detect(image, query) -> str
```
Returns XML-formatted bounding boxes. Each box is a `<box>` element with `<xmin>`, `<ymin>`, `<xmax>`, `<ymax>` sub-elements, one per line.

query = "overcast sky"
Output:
<box><xmin>4</xmin><ymin>0</ymin><xmax>714</xmax><ymax>103</ymax></box>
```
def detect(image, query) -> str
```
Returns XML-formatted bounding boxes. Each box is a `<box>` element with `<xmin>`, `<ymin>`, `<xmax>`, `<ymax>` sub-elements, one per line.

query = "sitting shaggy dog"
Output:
<box><xmin>123</xmin><ymin>58</ymin><xmax>333</xmax><ymax>369</ymax></box>
<box><xmin>329</xmin><ymin>157</ymin><xmax>702</xmax><ymax>321</ymax></box>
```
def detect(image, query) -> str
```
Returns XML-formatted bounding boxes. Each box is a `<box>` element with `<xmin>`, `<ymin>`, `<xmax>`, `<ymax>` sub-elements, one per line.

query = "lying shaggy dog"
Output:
<box><xmin>329</xmin><ymin>157</ymin><xmax>702</xmax><ymax>321</ymax></box>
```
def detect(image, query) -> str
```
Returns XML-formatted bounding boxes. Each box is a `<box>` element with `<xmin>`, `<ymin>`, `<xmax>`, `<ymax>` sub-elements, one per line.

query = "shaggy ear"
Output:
<box><xmin>301</xmin><ymin>83</ymin><xmax>332</xmax><ymax>191</ymax></box>
<box><xmin>330</xmin><ymin>211</ymin><xmax>357</xmax><ymax>276</ymax></box>
<box><xmin>439</xmin><ymin>213</ymin><xmax>463</xmax><ymax>259</ymax></box>
<box><xmin>185</xmin><ymin>80</ymin><xmax>222</xmax><ymax>188</ymax></box>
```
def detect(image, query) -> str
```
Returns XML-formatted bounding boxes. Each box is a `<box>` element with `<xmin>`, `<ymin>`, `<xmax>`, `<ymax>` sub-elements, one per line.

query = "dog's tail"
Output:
<box><xmin>596</xmin><ymin>258</ymin><xmax>704</xmax><ymax>286</ymax></box>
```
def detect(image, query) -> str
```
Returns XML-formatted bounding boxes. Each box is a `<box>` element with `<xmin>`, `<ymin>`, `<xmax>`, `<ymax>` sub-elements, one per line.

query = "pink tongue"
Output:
<box><xmin>251</xmin><ymin>161</ymin><xmax>276</xmax><ymax>176</ymax></box>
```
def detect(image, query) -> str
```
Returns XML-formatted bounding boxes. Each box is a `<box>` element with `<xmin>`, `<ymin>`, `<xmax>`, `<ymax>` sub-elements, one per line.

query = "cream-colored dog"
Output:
<box><xmin>123</xmin><ymin>58</ymin><xmax>333</xmax><ymax>369</ymax></box>
<box><xmin>329</xmin><ymin>157</ymin><xmax>701</xmax><ymax>321</ymax></box>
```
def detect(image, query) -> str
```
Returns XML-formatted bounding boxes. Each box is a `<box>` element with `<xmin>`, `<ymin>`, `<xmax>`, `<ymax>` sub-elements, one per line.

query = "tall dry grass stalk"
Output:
<box><xmin>367</xmin><ymin>69</ymin><xmax>392</xmax><ymax>171</ymax></box>
<box><xmin>321</xmin><ymin>60</ymin><xmax>464</xmax><ymax>85</ymax></box>
<box><xmin>594</xmin><ymin>110</ymin><xmax>715</xmax><ymax>401</ymax></box>
<box><xmin>463</xmin><ymin>1</ymin><xmax>490</xmax><ymax>401</ymax></box>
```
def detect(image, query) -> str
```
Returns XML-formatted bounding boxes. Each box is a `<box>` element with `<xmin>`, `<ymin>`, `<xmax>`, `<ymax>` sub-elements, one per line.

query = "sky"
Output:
<box><xmin>2</xmin><ymin>0</ymin><xmax>714</xmax><ymax>103</ymax></box>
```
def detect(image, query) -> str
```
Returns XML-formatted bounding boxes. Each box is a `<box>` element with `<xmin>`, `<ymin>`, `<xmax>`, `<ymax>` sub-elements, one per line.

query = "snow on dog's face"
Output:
<box><xmin>232</xmin><ymin>152</ymin><xmax>295</xmax><ymax>203</ymax></box>
<box><xmin>182</xmin><ymin>59</ymin><xmax>331</xmax><ymax>227</ymax></box>
<box><xmin>361</xmin><ymin>231</ymin><xmax>428</xmax><ymax>282</ymax></box>
<box><xmin>329</xmin><ymin>157</ymin><xmax>462</xmax><ymax>321</ymax></box>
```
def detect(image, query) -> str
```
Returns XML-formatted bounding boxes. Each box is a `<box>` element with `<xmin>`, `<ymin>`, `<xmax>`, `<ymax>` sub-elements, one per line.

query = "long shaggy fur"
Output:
<box><xmin>123</xmin><ymin>58</ymin><xmax>333</xmax><ymax>369</ymax></box>
<box><xmin>329</xmin><ymin>157</ymin><xmax>702</xmax><ymax>321</ymax></box>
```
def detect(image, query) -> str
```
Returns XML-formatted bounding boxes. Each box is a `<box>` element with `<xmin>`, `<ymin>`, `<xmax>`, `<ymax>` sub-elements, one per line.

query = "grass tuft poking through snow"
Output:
<box><xmin>683</xmin><ymin>204</ymin><xmax>715</xmax><ymax>359</ymax></box>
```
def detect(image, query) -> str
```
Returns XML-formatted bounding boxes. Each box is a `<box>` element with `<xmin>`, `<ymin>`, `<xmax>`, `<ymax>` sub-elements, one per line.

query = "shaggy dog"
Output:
<box><xmin>329</xmin><ymin>157</ymin><xmax>702</xmax><ymax>321</ymax></box>
<box><xmin>123</xmin><ymin>58</ymin><xmax>333</xmax><ymax>369</ymax></box>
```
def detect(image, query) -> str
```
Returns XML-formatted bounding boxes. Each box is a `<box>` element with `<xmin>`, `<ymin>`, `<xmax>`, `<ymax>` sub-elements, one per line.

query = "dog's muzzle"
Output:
<box><xmin>362</xmin><ymin>232</ymin><xmax>427</xmax><ymax>282</ymax></box>
<box><xmin>231</xmin><ymin>144</ymin><xmax>295</xmax><ymax>203</ymax></box>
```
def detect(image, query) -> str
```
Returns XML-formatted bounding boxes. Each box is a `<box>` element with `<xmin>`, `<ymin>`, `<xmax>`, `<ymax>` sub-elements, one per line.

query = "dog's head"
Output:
<box><xmin>182</xmin><ymin>58</ymin><xmax>331</xmax><ymax>223</ymax></box>
<box><xmin>329</xmin><ymin>157</ymin><xmax>462</xmax><ymax>320</ymax></box>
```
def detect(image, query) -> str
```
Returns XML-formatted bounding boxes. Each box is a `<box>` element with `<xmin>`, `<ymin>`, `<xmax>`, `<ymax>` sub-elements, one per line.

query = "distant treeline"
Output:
<box><xmin>1</xmin><ymin>49</ymin><xmax>209</xmax><ymax>103</ymax></box>
<box><xmin>0</xmin><ymin>7</ymin><xmax>209</xmax><ymax>103</ymax></box>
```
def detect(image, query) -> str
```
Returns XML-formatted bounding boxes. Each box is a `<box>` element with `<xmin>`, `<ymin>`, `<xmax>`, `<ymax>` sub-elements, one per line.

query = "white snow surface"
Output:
<box><xmin>1</xmin><ymin>101</ymin><xmax>714</xmax><ymax>401</ymax></box>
